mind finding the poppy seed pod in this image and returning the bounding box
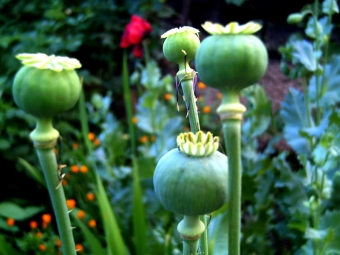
[153,131,228,215]
[12,53,82,119]
[162,27,200,67]
[195,22,268,93]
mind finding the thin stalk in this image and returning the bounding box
[178,215,205,255]
[178,69,208,255]
[33,133,76,255]
[181,78,200,133]
[217,92,246,255]
[223,120,242,255]
[313,0,322,125]
[122,50,137,155]
[183,239,199,255]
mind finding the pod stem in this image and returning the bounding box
[177,215,205,255]
[177,69,200,133]
[178,67,208,255]
[217,91,246,255]
[31,118,76,255]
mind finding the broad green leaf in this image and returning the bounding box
[132,157,147,255]
[305,16,323,39]
[312,124,340,172]
[0,202,43,220]
[322,0,339,15]
[280,87,311,155]
[71,209,106,255]
[319,210,340,252]
[242,84,272,137]
[141,60,161,89]
[209,210,228,255]
[274,153,308,214]
[292,40,317,71]
[309,55,340,108]
[0,234,21,255]
[304,227,331,240]
[301,110,331,139]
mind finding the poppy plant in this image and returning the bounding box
[120,15,152,58]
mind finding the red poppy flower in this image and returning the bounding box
[120,15,152,58]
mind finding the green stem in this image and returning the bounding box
[122,50,137,155]
[178,215,205,255]
[223,120,242,255]
[31,119,76,255]
[181,78,200,133]
[177,66,205,255]
[217,92,246,255]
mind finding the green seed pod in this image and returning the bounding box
[161,26,200,66]
[287,13,304,24]
[153,131,228,215]
[195,21,268,92]
[12,53,82,118]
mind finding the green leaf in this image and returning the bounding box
[304,227,331,240]
[274,153,309,214]
[141,60,161,89]
[309,56,340,108]
[242,84,272,137]
[17,157,46,187]
[0,234,21,255]
[319,210,340,252]
[71,209,107,255]
[322,0,339,15]
[132,157,147,255]
[280,87,311,155]
[209,210,228,255]
[95,173,128,255]
[305,16,323,39]
[0,202,43,220]
[292,40,317,71]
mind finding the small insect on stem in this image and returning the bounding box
[55,136,67,189]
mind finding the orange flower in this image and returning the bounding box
[36,232,43,238]
[77,210,85,219]
[72,143,79,149]
[38,244,46,251]
[93,138,100,146]
[164,93,172,101]
[75,244,84,252]
[139,136,148,143]
[150,135,156,142]
[217,92,222,99]
[70,165,79,173]
[86,192,95,201]
[198,81,206,89]
[66,199,76,209]
[6,218,15,226]
[80,165,88,173]
[203,106,211,114]
[30,221,38,229]
[42,214,52,224]
[55,239,61,247]
[132,116,138,124]
[88,219,96,228]
[88,132,95,141]
[62,180,67,186]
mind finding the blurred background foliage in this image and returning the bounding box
[1,0,340,254]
